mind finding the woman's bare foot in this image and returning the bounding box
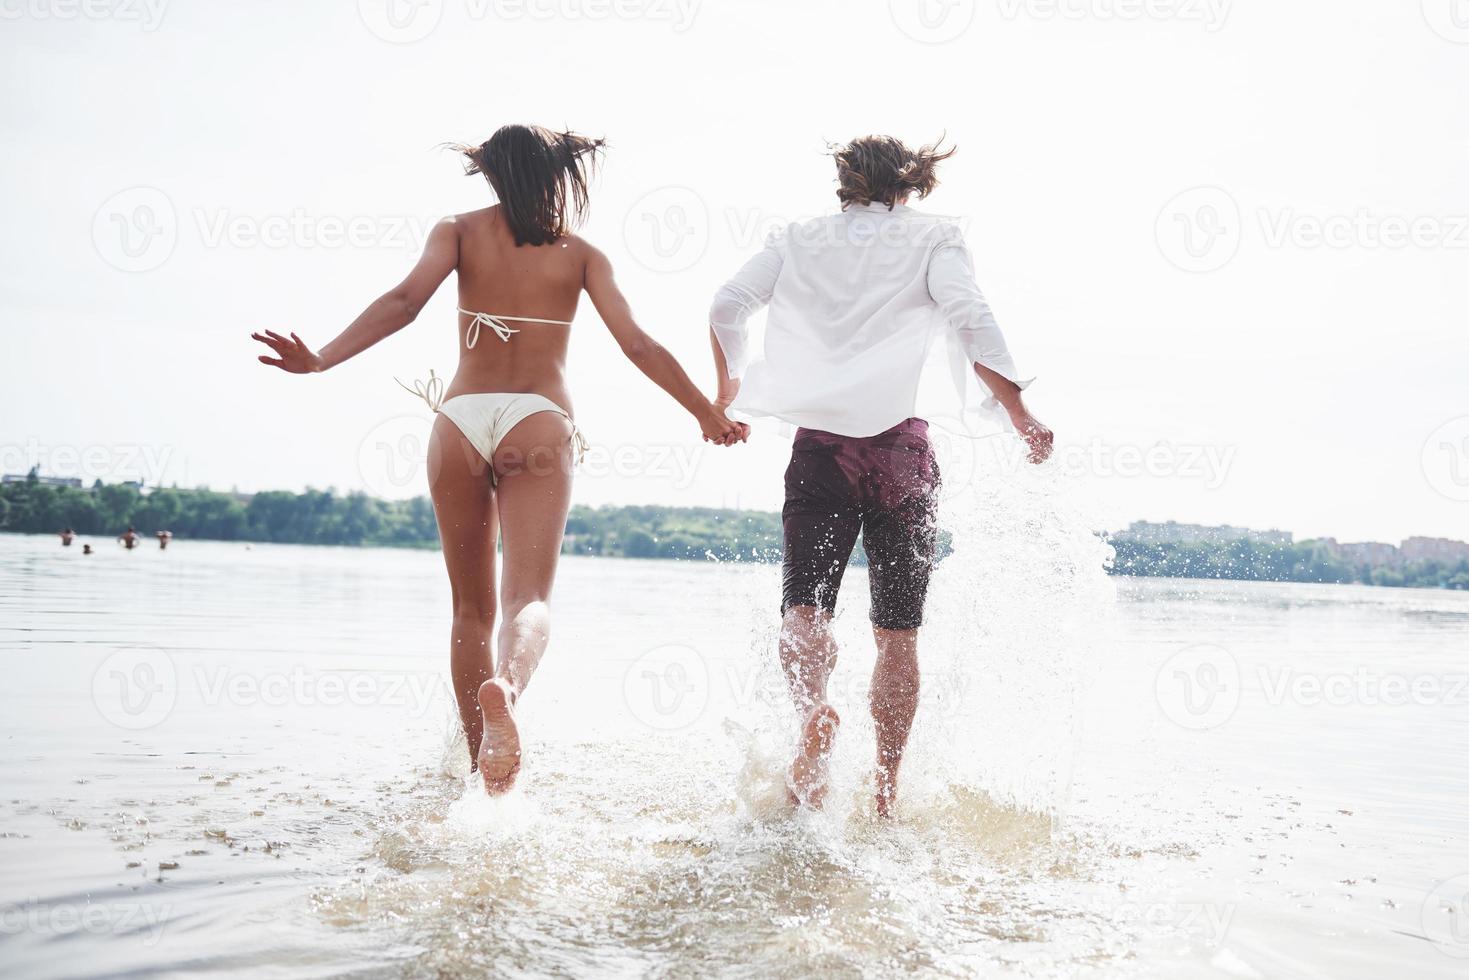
[787,704,840,808]
[476,678,522,794]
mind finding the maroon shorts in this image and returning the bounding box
[781,418,941,630]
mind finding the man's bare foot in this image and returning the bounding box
[875,762,899,819]
[476,678,521,795]
[787,704,840,808]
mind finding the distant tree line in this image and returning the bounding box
[1109,537,1469,591]
[4,474,1465,590]
[0,471,780,558]
[564,504,784,562]
[0,470,436,547]
[0,474,795,562]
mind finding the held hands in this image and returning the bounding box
[700,404,749,447]
[1012,411,1054,464]
[252,331,324,374]
[704,378,747,446]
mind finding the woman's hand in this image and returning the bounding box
[700,405,749,446]
[253,331,324,374]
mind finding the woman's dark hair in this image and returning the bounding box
[830,135,957,210]
[452,124,605,246]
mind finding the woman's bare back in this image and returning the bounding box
[446,206,588,410]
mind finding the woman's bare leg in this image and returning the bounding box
[475,411,575,793]
[426,415,498,771]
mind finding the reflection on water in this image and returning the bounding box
[1,523,1467,978]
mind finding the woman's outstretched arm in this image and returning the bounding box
[584,244,747,445]
[253,218,459,373]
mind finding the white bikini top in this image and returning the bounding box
[394,310,576,414]
[459,309,572,348]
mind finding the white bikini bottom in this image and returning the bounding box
[397,372,587,480]
[437,392,587,469]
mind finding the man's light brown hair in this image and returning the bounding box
[830,135,957,210]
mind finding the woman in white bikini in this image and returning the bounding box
[252,124,746,794]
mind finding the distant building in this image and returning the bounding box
[1331,540,1402,567]
[1114,521,1294,547]
[1401,537,1469,565]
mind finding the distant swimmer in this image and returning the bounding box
[253,124,744,796]
[157,530,173,550]
[82,543,94,555]
[118,526,140,550]
[59,528,76,546]
[708,135,1053,818]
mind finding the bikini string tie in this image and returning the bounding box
[394,369,444,414]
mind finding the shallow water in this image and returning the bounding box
[1,528,1467,978]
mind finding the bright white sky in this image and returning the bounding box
[2,0,1466,544]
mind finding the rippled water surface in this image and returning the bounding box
[2,528,1467,978]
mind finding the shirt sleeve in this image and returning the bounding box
[926,235,1030,391]
[709,229,784,380]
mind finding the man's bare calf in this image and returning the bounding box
[780,606,841,807]
[871,627,920,818]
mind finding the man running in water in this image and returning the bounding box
[118,526,140,550]
[709,136,1053,817]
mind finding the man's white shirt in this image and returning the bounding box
[710,202,1031,438]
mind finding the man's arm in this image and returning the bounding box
[709,328,738,409]
[973,363,1053,464]
[708,231,783,408]
[928,240,1053,463]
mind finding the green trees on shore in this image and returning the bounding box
[0,473,781,558]
[1109,538,1469,591]
[564,505,782,562]
[0,475,436,547]
[2,474,1465,590]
